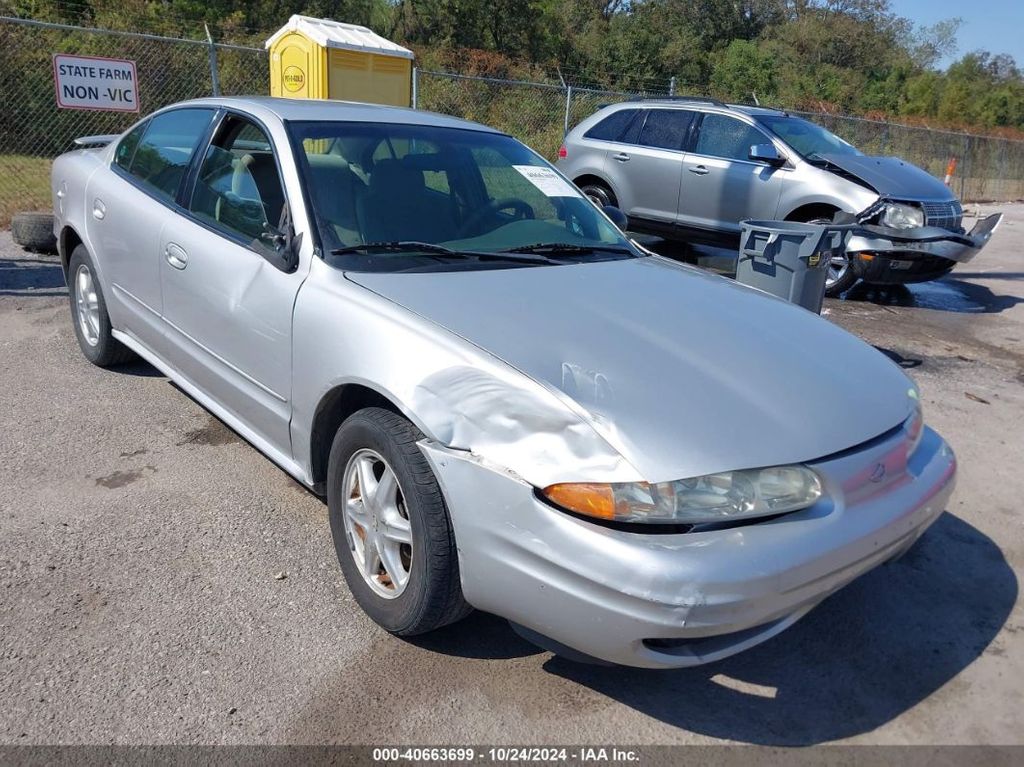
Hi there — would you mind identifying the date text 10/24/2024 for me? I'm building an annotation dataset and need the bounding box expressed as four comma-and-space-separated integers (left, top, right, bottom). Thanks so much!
372, 747, 641, 762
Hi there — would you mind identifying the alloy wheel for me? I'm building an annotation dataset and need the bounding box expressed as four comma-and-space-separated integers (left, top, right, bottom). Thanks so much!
74, 264, 100, 346
342, 449, 414, 599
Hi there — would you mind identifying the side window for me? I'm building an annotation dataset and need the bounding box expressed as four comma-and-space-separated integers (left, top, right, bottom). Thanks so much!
190, 116, 287, 243
114, 120, 147, 171
125, 108, 215, 202
694, 114, 768, 162
637, 110, 695, 151
584, 109, 639, 141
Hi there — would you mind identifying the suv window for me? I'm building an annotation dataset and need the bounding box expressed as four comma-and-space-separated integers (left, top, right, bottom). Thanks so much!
584, 109, 639, 142
114, 121, 148, 171
123, 108, 215, 202
190, 115, 287, 242
694, 114, 767, 162
637, 109, 695, 151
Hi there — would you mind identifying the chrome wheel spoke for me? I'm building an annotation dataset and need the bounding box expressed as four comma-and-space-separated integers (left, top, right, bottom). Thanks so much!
374, 467, 398, 512
361, 535, 382, 579
378, 539, 409, 590
345, 496, 371, 531
382, 513, 412, 545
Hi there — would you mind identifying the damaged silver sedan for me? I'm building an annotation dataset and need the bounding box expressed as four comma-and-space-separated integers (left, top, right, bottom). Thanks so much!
51, 97, 956, 668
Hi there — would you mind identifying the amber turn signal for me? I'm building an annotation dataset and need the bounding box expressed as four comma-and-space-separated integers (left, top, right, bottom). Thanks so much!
542, 482, 616, 519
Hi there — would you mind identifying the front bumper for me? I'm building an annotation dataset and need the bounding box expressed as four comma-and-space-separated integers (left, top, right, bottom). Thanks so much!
421, 425, 956, 669
847, 213, 1001, 263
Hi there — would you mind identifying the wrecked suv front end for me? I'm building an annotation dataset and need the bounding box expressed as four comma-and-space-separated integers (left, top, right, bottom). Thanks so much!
802, 153, 1002, 288
845, 197, 1002, 285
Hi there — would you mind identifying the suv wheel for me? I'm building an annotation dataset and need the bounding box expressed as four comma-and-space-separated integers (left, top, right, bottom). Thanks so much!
792, 213, 857, 296
579, 182, 616, 209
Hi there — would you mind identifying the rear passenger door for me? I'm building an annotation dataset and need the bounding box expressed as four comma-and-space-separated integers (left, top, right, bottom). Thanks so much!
678, 112, 787, 235
158, 113, 302, 455
607, 109, 695, 225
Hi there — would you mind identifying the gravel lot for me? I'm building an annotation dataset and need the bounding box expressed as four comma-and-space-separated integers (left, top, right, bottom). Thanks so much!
0, 205, 1021, 746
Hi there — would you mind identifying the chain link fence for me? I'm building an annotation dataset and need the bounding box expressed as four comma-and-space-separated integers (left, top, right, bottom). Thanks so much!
0, 15, 266, 225
1, 14, 1022, 227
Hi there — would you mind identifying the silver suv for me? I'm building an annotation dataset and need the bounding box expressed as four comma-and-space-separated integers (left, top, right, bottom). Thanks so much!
557, 98, 1000, 295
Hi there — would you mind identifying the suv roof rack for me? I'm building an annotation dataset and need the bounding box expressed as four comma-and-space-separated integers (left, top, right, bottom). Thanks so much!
627, 95, 728, 107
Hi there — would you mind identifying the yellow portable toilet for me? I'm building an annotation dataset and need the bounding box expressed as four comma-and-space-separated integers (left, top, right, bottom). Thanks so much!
266, 15, 414, 106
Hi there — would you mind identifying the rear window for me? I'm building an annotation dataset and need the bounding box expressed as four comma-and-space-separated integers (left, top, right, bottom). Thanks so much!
123, 108, 215, 202
637, 109, 695, 151
583, 109, 639, 142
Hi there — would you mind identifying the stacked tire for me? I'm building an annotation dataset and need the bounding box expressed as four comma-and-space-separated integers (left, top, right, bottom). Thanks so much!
11, 212, 57, 254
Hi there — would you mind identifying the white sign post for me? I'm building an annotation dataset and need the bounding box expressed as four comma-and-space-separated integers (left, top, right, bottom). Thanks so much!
52, 54, 139, 113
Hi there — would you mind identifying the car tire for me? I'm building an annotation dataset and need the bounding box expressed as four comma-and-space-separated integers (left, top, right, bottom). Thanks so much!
792, 213, 857, 297
67, 245, 136, 367
579, 181, 617, 209
11, 212, 57, 254
327, 407, 471, 636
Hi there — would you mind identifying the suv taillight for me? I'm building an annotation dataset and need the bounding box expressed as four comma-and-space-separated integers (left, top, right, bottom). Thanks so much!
558, 145, 567, 159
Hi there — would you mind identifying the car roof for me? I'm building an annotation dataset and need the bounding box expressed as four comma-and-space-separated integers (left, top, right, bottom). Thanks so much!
602, 98, 786, 117
169, 96, 503, 133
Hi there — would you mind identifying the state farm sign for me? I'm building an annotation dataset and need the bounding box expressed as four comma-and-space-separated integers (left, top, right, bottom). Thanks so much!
53, 54, 139, 112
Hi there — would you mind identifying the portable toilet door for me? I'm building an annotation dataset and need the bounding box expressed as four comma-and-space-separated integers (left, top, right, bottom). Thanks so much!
266, 15, 414, 106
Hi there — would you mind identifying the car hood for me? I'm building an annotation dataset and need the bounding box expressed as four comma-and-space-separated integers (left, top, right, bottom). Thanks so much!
819, 154, 953, 201
348, 257, 914, 483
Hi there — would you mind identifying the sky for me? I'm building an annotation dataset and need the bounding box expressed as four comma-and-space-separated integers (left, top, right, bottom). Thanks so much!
892, 0, 1024, 69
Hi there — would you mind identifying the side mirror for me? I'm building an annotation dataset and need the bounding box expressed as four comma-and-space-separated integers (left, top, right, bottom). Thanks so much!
256, 220, 301, 273
255, 204, 301, 273
602, 205, 628, 230
749, 143, 785, 166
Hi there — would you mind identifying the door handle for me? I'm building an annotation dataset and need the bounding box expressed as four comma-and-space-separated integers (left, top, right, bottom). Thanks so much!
92, 199, 106, 220
165, 242, 189, 270
612, 152, 631, 162
689, 165, 710, 175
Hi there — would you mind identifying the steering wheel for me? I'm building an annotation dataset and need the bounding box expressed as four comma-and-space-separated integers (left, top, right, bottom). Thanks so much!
458, 197, 534, 237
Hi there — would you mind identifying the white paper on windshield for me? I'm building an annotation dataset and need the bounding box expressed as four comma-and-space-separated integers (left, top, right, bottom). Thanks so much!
513, 165, 578, 197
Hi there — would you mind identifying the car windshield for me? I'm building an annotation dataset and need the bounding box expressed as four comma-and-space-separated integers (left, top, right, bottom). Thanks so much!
755, 115, 862, 160
289, 120, 636, 271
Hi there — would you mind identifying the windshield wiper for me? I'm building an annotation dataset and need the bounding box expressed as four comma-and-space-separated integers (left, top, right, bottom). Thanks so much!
501, 242, 634, 256
330, 241, 553, 264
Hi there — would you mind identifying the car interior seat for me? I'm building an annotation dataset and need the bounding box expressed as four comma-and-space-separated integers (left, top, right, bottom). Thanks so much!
358, 158, 457, 243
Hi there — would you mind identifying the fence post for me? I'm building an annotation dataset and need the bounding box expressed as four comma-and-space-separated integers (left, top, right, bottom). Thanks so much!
205, 24, 221, 97
563, 85, 572, 136
411, 66, 418, 109
960, 135, 970, 202
669, 76, 676, 96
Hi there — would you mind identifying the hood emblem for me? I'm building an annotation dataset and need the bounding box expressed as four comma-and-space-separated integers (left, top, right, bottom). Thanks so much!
869, 463, 886, 483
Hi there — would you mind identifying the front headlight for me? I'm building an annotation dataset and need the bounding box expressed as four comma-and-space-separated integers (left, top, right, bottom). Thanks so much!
881, 202, 925, 229
542, 466, 822, 525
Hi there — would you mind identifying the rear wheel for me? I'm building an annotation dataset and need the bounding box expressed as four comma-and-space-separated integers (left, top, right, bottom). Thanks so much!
67, 245, 135, 367
327, 407, 471, 636
579, 181, 616, 209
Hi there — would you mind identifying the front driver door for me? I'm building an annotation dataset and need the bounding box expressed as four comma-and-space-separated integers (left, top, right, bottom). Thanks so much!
677, 113, 788, 235
158, 113, 303, 454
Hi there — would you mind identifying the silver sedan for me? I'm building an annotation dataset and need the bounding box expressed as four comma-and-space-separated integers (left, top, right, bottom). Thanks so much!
51, 97, 955, 668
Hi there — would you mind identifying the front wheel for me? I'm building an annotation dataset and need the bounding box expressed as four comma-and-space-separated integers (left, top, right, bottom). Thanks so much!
327, 407, 471, 636
793, 214, 856, 296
